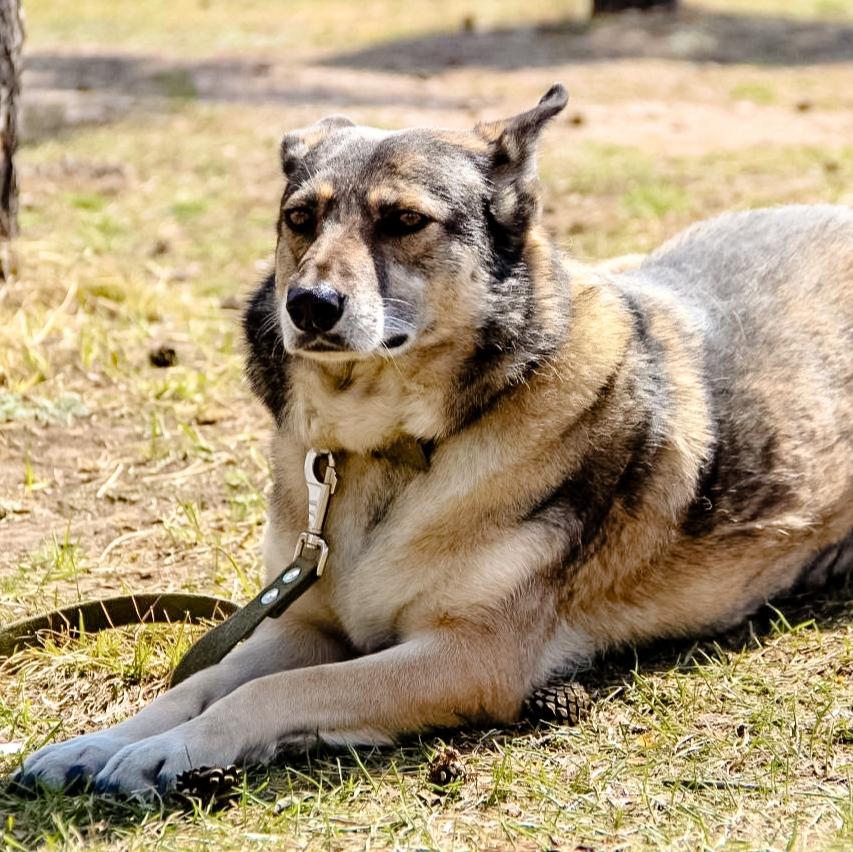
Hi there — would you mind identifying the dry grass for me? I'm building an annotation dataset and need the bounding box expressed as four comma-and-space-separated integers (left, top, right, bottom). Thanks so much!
1, 0, 852, 848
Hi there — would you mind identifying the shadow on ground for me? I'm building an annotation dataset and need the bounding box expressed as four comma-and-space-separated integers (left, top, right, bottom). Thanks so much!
24, 54, 465, 108
324, 10, 853, 73
577, 577, 853, 692
20, 53, 465, 141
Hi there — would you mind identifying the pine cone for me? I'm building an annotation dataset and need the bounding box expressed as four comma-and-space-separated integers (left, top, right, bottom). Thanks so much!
174, 764, 243, 805
427, 746, 465, 787
522, 681, 591, 726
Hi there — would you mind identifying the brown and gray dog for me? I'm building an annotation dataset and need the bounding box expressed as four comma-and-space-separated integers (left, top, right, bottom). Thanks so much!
18, 85, 853, 796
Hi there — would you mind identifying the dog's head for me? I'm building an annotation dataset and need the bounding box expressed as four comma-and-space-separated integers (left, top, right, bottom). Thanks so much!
273, 85, 568, 363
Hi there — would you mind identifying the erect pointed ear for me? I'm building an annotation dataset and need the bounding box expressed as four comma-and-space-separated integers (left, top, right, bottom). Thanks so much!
280, 114, 356, 178
475, 84, 568, 245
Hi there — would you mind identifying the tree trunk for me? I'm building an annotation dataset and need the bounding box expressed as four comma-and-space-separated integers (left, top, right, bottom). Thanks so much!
0, 0, 23, 268
593, 0, 676, 14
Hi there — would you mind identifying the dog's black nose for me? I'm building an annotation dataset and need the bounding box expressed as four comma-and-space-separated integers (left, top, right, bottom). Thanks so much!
286, 286, 346, 334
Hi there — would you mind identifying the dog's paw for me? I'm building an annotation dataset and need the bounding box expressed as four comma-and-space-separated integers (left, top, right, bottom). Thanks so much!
93, 727, 238, 799
14, 731, 129, 792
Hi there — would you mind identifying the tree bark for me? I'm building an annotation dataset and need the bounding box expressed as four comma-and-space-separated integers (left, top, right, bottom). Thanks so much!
0, 0, 23, 259
593, 0, 676, 14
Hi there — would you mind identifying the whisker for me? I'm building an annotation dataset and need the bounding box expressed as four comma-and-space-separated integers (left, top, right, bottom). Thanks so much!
383, 319, 416, 334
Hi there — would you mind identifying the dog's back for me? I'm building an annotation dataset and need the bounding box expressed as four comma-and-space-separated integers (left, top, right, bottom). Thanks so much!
615, 206, 853, 618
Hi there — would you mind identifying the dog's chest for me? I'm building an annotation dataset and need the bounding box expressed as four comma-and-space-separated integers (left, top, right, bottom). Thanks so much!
266, 429, 571, 651
321, 458, 431, 649
272, 452, 566, 653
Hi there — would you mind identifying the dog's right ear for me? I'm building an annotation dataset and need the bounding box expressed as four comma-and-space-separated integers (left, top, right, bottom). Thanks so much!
475, 85, 568, 247
280, 115, 355, 178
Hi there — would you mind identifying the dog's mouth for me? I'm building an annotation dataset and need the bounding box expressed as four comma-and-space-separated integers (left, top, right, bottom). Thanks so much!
292, 332, 411, 361
292, 334, 368, 362
299, 334, 348, 353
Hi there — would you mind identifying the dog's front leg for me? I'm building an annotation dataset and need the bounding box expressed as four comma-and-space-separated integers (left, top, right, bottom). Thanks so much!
15, 614, 348, 791
92, 626, 543, 797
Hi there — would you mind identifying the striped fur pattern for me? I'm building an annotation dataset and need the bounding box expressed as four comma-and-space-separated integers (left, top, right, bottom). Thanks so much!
17, 86, 853, 797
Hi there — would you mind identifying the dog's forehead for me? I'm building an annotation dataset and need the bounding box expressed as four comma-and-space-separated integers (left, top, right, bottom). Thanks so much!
296, 125, 486, 198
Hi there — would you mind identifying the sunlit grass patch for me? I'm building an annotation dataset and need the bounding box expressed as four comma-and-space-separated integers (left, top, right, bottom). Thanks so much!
622, 184, 691, 219
0, 392, 89, 425
730, 81, 777, 104
543, 141, 853, 257
0, 591, 849, 848
694, 0, 853, 19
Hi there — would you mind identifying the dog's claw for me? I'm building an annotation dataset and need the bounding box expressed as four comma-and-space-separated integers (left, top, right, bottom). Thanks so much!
92, 776, 118, 797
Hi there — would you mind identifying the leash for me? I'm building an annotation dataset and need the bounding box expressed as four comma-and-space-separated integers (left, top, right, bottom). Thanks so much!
0, 594, 238, 659
171, 449, 337, 685
0, 450, 338, 689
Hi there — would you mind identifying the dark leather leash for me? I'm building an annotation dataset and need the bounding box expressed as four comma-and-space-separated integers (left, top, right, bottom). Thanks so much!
0, 594, 238, 659
171, 449, 338, 685
171, 554, 323, 684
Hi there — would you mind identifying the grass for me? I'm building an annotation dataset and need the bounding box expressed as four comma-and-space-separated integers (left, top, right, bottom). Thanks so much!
1, 595, 850, 848
730, 82, 777, 104
23, 0, 591, 56
1, 0, 852, 848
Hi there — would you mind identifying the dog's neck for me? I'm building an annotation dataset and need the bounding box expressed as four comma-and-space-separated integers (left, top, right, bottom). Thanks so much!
283, 345, 462, 454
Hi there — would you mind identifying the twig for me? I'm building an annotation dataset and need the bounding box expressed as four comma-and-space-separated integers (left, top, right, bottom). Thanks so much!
98, 527, 158, 562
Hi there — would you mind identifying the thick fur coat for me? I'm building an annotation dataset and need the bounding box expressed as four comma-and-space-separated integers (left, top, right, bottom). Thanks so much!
18, 86, 853, 796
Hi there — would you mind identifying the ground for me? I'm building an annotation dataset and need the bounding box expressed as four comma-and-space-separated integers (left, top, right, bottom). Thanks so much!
0, 0, 851, 848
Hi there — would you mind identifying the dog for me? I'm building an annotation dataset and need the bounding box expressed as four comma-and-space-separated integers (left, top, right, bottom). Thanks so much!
17, 84, 853, 796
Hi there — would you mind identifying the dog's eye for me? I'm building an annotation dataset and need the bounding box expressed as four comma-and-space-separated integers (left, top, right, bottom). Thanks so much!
284, 207, 315, 234
378, 209, 430, 237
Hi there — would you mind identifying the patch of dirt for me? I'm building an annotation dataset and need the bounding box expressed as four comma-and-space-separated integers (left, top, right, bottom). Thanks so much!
0, 402, 267, 621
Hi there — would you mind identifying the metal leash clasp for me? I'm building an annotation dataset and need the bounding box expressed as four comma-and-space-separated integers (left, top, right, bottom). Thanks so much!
293, 449, 337, 576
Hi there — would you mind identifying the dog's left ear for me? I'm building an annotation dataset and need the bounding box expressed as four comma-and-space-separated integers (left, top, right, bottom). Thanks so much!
475, 84, 568, 245
280, 115, 355, 178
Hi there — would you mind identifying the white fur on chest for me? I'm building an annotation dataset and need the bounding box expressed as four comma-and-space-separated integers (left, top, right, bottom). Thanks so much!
262, 446, 568, 652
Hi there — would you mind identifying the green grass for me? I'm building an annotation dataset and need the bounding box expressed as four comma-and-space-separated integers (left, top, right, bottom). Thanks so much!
730, 82, 777, 104
1, 596, 850, 849
23, 0, 590, 56
1, 0, 852, 847
541, 141, 853, 258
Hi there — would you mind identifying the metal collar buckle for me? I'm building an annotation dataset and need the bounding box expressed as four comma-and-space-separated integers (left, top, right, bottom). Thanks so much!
293, 449, 337, 576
